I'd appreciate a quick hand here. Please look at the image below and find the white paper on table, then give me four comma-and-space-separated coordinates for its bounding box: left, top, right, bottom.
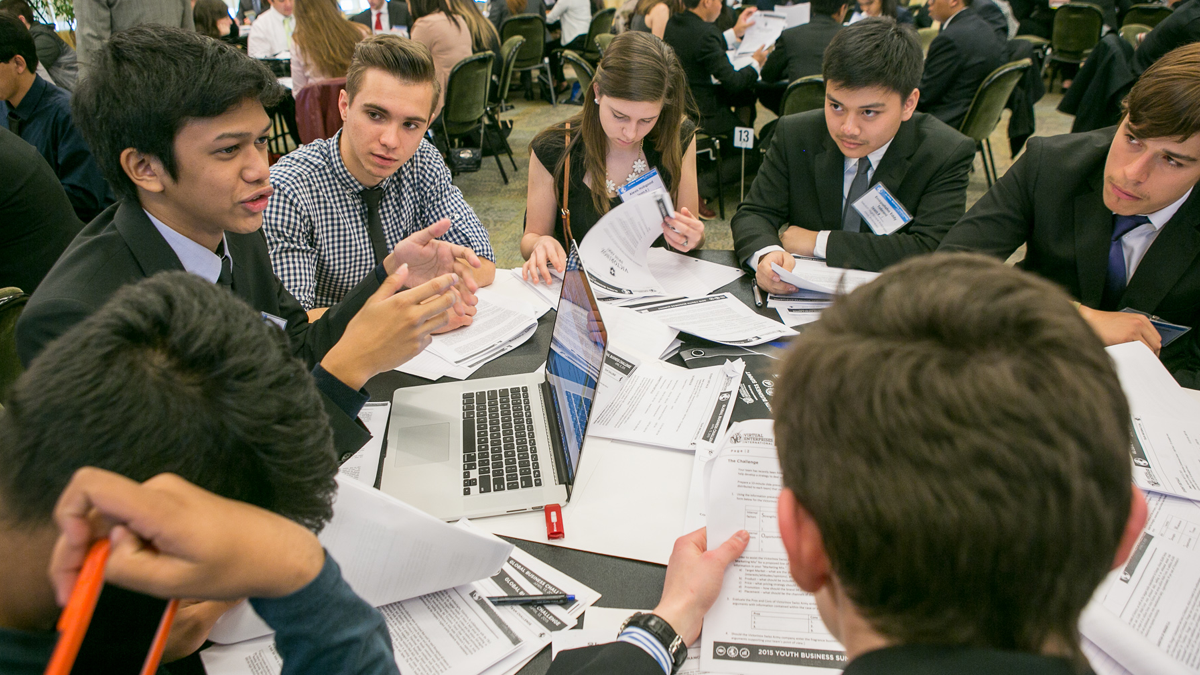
701, 419, 848, 674
737, 11, 787, 55
631, 293, 797, 346
596, 301, 680, 364
208, 475, 513, 644
770, 258, 879, 296
1078, 491, 1200, 675
478, 434, 694, 565
578, 191, 674, 298
590, 351, 743, 451
1107, 342, 1200, 500
774, 2, 811, 26
394, 347, 474, 381
1083, 637, 1136, 675
480, 269, 559, 318
777, 306, 824, 327
339, 401, 390, 486
682, 438, 721, 533
425, 296, 539, 366
646, 248, 745, 298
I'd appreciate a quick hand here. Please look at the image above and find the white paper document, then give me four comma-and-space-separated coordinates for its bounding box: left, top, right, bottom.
682, 438, 722, 533
631, 293, 797, 346
701, 420, 848, 674
1107, 342, 1200, 500
489, 268, 562, 317
578, 191, 674, 298
590, 347, 743, 451
646, 248, 745, 298
774, 2, 811, 26
425, 297, 539, 367
597, 302, 680, 364
1079, 492, 1200, 675
339, 401, 390, 486
737, 11, 787, 55
770, 258, 879, 297
208, 476, 513, 644
776, 306, 824, 327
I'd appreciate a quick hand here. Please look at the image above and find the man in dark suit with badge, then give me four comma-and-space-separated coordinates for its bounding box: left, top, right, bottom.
17, 26, 480, 456
941, 44, 1200, 388
733, 18, 975, 288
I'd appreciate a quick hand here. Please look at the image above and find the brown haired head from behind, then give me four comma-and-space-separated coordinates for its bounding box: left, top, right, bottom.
292, 0, 368, 80
773, 252, 1144, 669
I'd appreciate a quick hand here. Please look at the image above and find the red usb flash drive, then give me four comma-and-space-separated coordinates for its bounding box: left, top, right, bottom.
545, 504, 564, 539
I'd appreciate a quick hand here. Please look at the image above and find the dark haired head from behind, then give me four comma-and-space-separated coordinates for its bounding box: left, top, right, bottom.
193, 0, 236, 39
0, 0, 35, 26
810, 0, 849, 17
0, 11, 36, 72
0, 271, 339, 532
822, 16, 921, 97
71, 25, 283, 203
774, 253, 1140, 665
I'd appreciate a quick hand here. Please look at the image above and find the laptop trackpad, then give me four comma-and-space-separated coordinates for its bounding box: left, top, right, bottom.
393, 422, 450, 467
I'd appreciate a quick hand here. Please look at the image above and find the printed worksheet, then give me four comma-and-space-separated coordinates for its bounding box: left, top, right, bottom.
700, 421, 847, 674
578, 191, 674, 298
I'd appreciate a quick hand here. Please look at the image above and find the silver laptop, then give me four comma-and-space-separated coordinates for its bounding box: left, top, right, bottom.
380, 258, 607, 521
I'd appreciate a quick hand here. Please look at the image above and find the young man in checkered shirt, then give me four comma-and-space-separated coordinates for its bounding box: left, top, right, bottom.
264, 34, 496, 323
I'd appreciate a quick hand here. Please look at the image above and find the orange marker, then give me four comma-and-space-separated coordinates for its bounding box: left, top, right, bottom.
44, 539, 179, 675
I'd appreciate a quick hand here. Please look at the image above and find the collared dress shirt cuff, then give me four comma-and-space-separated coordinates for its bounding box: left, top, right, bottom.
748, 245, 787, 271
312, 364, 370, 419
616, 627, 673, 675
813, 230, 831, 259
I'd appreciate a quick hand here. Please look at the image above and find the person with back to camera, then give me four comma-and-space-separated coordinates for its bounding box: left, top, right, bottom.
520, 31, 704, 284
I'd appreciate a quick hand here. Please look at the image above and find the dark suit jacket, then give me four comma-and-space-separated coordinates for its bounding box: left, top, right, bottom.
547, 641, 1093, 674
761, 13, 842, 84
350, 1, 411, 32
973, 0, 1011, 39
237, 0, 267, 21
489, 0, 548, 32
939, 127, 1200, 388
17, 201, 377, 455
0, 127, 82, 295
917, 8, 1007, 130
663, 10, 759, 137
1132, 0, 1200, 75
731, 110, 976, 271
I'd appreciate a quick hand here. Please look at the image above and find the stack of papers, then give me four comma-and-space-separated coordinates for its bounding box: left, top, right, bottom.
646, 248, 745, 298
767, 258, 880, 326
629, 293, 797, 346
202, 482, 602, 675
736, 11, 787, 55
590, 346, 743, 451
338, 401, 391, 487
1077, 342, 1200, 675
396, 295, 539, 381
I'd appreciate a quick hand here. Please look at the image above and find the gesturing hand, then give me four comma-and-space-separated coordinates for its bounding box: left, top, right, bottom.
386, 219, 482, 293
49, 468, 326, 607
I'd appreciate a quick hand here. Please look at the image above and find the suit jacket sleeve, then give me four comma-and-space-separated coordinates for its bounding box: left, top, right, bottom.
15, 295, 94, 367
321, 389, 372, 461
937, 136, 1041, 258
917, 35, 961, 113
547, 642, 666, 675
760, 38, 787, 83
825, 133, 976, 270
701, 30, 758, 93
730, 116, 794, 267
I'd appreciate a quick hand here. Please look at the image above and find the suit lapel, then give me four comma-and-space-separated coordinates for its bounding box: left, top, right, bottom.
815, 133, 845, 230
1123, 190, 1200, 311
870, 119, 915, 202
112, 202, 188, 277
1074, 170, 1113, 307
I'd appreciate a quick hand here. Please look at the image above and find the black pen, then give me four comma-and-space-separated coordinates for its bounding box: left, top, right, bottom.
487, 594, 576, 606
752, 280, 764, 308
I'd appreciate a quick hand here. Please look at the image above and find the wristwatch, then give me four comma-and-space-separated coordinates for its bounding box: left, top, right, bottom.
620, 612, 688, 674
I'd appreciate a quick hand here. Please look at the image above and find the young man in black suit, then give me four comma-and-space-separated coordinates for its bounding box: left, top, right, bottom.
917, 0, 1006, 130
940, 44, 1200, 388
350, 0, 411, 34
16, 26, 480, 458
757, 0, 847, 114
548, 254, 1148, 675
733, 18, 975, 289
662, 0, 766, 138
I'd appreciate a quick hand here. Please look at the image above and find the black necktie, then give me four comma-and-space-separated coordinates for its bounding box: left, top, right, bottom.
842, 157, 872, 233
6, 110, 21, 137
1100, 214, 1151, 311
216, 240, 234, 291
360, 187, 389, 265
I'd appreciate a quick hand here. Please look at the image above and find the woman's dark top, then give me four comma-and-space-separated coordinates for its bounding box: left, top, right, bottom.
630, 12, 650, 31
529, 117, 696, 245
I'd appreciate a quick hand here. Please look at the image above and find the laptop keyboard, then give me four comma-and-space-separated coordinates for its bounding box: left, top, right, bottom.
462, 387, 542, 495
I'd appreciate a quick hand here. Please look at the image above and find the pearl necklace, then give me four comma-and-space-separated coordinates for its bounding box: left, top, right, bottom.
605, 142, 648, 194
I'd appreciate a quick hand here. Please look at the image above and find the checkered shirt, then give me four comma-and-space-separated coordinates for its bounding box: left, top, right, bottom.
264, 131, 495, 309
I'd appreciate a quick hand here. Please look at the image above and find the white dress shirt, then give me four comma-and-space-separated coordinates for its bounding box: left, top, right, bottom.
1121, 187, 1193, 283
247, 7, 292, 59
370, 7, 391, 33
146, 210, 231, 283
547, 0, 591, 45
749, 137, 895, 268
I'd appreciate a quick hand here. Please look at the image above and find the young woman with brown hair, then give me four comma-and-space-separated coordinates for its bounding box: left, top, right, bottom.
521, 31, 703, 284
290, 0, 370, 89
630, 0, 682, 38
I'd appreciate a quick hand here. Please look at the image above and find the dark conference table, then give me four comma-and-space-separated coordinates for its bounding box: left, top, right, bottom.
364, 250, 783, 675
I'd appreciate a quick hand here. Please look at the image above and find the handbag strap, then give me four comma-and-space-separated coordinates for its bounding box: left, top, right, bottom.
561, 122, 574, 247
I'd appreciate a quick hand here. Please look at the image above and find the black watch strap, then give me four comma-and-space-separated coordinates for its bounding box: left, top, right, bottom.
620, 612, 687, 674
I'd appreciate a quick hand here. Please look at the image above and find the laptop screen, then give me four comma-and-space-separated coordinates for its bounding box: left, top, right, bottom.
545, 257, 607, 484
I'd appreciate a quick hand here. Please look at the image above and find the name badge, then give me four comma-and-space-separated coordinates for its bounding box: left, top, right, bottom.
852, 182, 913, 235
261, 312, 288, 331
617, 168, 669, 203
1121, 308, 1192, 348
